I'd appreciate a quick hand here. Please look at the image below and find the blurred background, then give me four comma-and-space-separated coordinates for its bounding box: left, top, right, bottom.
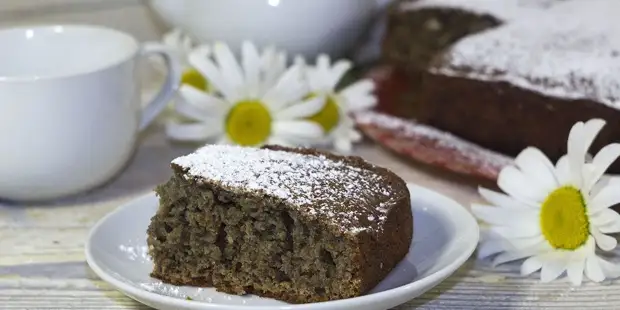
0, 0, 392, 59
0, 1, 162, 42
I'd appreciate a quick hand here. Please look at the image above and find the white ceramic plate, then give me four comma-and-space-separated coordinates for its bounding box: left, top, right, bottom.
85, 184, 479, 310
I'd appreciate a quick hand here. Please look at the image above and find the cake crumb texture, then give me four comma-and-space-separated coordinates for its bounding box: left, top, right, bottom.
172, 144, 402, 235
147, 145, 412, 303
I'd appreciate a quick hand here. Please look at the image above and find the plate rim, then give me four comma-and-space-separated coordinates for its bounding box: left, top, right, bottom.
85, 183, 480, 310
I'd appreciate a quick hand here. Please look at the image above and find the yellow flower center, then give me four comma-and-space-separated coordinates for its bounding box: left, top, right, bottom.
306, 94, 340, 133
181, 67, 210, 92
225, 100, 272, 146
539, 186, 590, 250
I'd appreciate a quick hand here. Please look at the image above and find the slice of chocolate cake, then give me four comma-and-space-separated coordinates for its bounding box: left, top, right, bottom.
147, 144, 412, 303
419, 0, 620, 168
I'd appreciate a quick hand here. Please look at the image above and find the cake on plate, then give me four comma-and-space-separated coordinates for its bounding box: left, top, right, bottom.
380, 0, 620, 170
146, 144, 412, 303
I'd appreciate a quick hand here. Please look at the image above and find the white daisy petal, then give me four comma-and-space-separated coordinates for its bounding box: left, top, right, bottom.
481, 226, 546, 251
607, 176, 620, 185
340, 94, 378, 112
598, 218, 620, 234
317, 54, 331, 73
163, 29, 181, 48
491, 225, 541, 239
340, 80, 376, 110
294, 55, 307, 67
492, 247, 540, 267
174, 100, 206, 121
348, 96, 378, 112
590, 208, 620, 226
567, 121, 585, 187
471, 204, 539, 227
540, 256, 566, 283
181, 35, 193, 52
307, 68, 325, 93
597, 257, 620, 279
567, 119, 605, 187
349, 128, 362, 142
584, 143, 620, 193
213, 42, 245, 92
272, 120, 323, 140
498, 166, 547, 204
340, 79, 375, 97
263, 65, 307, 111
508, 236, 548, 252
588, 185, 620, 213
582, 119, 606, 154
521, 256, 544, 276
334, 138, 353, 154
163, 29, 194, 55
259, 46, 280, 92
275, 96, 326, 120
477, 239, 506, 259
178, 85, 229, 117
478, 187, 533, 209
514, 147, 558, 193
189, 47, 235, 101
555, 155, 571, 185
305, 54, 332, 91
590, 175, 616, 200
327, 119, 362, 154
266, 54, 286, 88
166, 122, 222, 141
591, 228, 617, 251
585, 254, 605, 282
566, 258, 585, 285
241, 41, 261, 98
216, 136, 231, 145
328, 60, 352, 89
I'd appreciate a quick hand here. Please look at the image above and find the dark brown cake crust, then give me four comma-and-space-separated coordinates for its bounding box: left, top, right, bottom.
381, 3, 502, 121
418, 72, 620, 171
382, 4, 501, 73
147, 145, 412, 304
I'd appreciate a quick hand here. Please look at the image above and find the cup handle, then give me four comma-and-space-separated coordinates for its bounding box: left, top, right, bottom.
138, 42, 181, 131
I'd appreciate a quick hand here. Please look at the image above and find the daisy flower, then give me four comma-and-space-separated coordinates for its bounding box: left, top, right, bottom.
163, 28, 288, 94
165, 41, 325, 147
473, 119, 620, 285
162, 28, 212, 93
297, 54, 377, 153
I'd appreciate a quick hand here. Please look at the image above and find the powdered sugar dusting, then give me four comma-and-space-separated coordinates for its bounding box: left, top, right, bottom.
173, 145, 404, 235
400, 0, 562, 22
434, 0, 620, 108
355, 111, 513, 171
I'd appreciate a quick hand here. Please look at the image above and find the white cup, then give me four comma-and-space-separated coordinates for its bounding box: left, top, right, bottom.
0, 25, 180, 201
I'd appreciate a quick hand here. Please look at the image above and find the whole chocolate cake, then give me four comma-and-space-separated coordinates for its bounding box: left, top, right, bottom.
381, 0, 566, 120
383, 0, 564, 73
421, 0, 620, 164
382, 0, 620, 169
147, 144, 412, 303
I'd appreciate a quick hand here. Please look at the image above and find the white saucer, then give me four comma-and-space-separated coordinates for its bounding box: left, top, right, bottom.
85, 184, 479, 310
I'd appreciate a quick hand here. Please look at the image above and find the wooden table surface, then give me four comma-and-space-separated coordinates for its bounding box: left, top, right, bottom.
2, 120, 620, 310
